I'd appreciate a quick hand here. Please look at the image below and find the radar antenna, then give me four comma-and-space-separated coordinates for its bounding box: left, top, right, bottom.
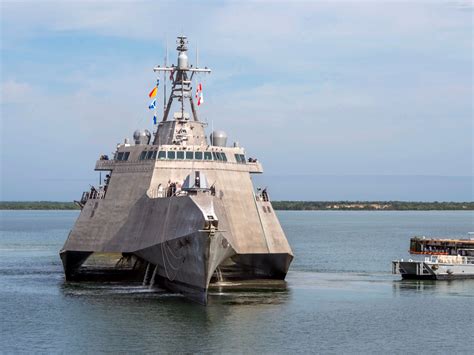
153, 36, 211, 123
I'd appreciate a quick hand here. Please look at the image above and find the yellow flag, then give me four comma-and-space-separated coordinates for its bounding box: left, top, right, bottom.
148, 87, 157, 98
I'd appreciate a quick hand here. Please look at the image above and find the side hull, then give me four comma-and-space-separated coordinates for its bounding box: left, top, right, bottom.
229, 253, 293, 280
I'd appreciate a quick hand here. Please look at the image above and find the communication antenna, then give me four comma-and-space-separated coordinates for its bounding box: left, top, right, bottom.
164, 39, 168, 115
196, 42, 199, 68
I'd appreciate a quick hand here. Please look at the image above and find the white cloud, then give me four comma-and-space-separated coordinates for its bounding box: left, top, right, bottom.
0, 80, 34, 104
2, 1, 471, 52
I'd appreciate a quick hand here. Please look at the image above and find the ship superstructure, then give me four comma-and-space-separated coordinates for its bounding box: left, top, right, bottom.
60, 36, 293, 304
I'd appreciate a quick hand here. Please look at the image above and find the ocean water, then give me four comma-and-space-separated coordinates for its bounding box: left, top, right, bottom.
0, 210, 473, 353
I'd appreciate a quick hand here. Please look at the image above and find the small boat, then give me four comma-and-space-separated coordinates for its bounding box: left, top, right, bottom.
392, 236, 474, 280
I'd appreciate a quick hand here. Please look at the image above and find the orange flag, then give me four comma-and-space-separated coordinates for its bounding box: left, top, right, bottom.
148, 86, 157, 98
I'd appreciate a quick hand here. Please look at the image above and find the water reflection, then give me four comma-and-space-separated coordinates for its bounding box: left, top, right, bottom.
58, 278, 291, 351
208, 279, 290, 306
60, 278, 290, 307
392, 279, 474, 297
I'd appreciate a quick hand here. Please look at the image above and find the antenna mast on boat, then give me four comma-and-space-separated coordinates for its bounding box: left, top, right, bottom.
153, 35, 211, 122
163, 39, 168, 116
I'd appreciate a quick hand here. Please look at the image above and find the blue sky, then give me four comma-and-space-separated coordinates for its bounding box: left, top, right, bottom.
1, 0, 472, 201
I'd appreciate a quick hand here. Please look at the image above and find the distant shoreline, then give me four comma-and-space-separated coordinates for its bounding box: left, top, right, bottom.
272, 201, 473, 211
1, 201, 473, 211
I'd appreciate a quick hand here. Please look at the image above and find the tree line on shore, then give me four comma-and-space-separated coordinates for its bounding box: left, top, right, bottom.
272, 201, 474, 210
1, 201, 473, 211
0, 201, 80, 210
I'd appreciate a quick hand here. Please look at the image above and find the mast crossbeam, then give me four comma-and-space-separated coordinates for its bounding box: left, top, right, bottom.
154, 36, 211, 123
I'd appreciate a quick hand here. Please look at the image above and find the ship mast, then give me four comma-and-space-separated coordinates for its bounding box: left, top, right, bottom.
153, 36, 211, 122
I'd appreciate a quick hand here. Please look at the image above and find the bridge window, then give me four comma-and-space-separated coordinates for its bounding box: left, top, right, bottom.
234, 154, 246, 164
186, 151, 193, 160
213, 152, 220, 161
139, 151, 147, 160
167, 151, 176, 160
177, 151, 185, 160
195, 151, 203, 160
116, 151, 130, 161
221, 153, 228, 162
204, 152, 212, 160
158, 151, 166, 160
146, 151, 154, 160
151, 151, 157, 160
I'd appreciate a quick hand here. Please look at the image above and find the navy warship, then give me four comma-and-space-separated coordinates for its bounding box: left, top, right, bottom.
60, 36, 294, 304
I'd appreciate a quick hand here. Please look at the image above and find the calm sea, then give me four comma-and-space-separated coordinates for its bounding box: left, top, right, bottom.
0, 210, 473, 353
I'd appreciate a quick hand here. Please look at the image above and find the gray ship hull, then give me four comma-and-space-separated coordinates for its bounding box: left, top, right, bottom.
61, 192, 293, 304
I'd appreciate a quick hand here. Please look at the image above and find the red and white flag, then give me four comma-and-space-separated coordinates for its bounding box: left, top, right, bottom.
195, 83, 204, 106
